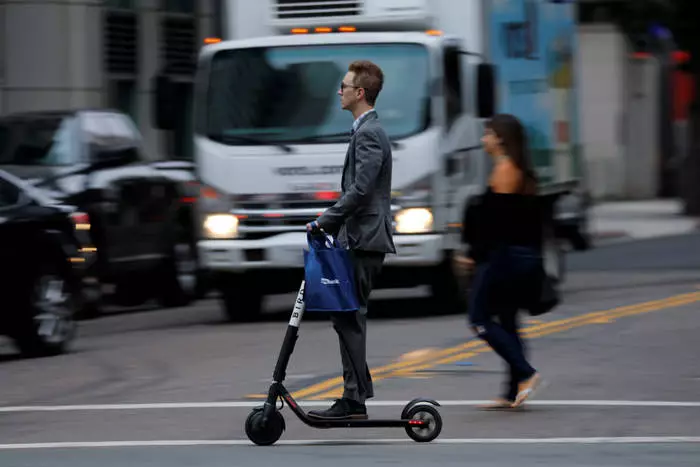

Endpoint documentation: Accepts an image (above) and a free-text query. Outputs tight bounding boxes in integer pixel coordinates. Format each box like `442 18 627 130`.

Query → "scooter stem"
272 281 306 383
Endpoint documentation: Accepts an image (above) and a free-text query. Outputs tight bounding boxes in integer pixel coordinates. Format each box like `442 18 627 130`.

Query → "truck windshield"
202 43 431 145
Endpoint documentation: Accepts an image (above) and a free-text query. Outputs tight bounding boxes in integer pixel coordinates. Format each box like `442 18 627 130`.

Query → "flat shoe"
477 398 516 410
512 373 541 408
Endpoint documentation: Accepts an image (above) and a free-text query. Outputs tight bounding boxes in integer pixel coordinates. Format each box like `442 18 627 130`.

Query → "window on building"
164 0 195 13
103 4 138 123
161 0 197 160
107 80 138 124
172 83 194 160
104 0 135 9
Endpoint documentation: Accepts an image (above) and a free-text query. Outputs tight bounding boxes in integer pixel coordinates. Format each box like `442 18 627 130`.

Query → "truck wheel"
13 255 78 357
429 256 468 315
155 240 197 308
75 277 103 320
569 214 592 251
543 235 566 283
218 273 263 322
113 277 151 307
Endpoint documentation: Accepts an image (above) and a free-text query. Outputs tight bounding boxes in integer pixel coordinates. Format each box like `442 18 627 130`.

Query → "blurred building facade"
578 0 687 200
0 0 220 161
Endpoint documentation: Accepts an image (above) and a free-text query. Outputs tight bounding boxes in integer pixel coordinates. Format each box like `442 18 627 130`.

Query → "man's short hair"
348 60 384 106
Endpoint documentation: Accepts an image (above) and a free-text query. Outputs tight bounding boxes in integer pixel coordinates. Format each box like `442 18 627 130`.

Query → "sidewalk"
590 198 700 243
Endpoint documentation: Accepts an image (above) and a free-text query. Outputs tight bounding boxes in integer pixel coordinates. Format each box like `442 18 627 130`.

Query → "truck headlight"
203 214 239 239
395 208 433 234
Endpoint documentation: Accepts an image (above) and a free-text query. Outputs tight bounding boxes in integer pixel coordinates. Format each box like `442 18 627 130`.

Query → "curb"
591 230 630 241
587 230 632 248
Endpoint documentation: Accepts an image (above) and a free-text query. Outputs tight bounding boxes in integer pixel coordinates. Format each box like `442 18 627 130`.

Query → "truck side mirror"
477 63 496 119
152 74 176 130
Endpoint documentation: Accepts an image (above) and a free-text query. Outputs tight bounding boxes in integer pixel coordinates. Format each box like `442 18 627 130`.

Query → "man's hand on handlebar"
306 220 322 234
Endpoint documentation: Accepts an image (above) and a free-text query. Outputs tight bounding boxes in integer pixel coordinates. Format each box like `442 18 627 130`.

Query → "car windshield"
201 43 431 145
0 116 78 166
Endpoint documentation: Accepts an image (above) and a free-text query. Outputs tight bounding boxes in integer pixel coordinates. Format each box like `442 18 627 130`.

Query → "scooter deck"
300 417 427 429
273 387 430 429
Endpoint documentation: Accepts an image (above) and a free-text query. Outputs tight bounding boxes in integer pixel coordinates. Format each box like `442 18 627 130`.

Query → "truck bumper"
198 232 444 272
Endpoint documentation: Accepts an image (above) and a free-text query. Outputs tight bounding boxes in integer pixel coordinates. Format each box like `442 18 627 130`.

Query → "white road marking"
1 400 700 413
1 437 699 450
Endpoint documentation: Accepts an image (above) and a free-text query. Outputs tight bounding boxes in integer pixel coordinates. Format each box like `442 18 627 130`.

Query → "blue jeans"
468 245 540 400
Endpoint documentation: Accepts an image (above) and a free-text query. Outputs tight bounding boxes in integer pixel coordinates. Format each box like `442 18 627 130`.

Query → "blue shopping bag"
303 232 360 312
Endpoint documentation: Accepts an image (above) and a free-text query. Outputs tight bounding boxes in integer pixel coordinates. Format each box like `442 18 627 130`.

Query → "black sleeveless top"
461 186 543 263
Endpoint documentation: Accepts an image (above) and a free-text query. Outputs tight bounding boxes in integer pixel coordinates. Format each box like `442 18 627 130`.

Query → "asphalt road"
1 233 699 466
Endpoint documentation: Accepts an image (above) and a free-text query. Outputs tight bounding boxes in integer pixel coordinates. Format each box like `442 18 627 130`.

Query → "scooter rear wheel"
404 405 442 443
245 407 285 446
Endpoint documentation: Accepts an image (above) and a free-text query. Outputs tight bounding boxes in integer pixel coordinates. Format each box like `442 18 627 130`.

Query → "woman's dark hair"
485 113 538 194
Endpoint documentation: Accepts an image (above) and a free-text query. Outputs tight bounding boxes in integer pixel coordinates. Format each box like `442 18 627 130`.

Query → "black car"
0 109 201 315
0 170 85 356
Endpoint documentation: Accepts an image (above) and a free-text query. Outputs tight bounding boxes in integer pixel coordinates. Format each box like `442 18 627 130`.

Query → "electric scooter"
244 280 443 446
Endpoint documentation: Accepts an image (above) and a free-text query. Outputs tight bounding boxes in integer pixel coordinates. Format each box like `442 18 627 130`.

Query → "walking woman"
454 113 544 409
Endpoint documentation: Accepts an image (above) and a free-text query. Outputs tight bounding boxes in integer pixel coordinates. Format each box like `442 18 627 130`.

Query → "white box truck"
153 0 590 321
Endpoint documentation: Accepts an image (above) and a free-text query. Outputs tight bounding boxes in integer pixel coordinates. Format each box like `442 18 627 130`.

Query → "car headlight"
203 214 239 239
395 208 433 234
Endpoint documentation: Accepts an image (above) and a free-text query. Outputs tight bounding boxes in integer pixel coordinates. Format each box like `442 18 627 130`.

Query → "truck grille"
234 198 337 239
274 0 363 19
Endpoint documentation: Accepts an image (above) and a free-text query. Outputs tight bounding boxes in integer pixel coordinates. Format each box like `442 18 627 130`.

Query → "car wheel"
430 256 468 315
14 258 78 357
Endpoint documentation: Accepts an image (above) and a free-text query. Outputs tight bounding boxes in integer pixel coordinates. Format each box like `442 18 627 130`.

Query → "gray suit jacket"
317 111 397 254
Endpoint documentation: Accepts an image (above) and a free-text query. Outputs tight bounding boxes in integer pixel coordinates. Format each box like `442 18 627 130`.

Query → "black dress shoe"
308 398 368 420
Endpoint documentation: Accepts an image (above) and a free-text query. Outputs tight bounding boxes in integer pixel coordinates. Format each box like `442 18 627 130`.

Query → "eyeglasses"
340 82 360 91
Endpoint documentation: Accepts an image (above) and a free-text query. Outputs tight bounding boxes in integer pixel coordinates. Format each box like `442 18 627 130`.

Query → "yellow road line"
294 291 700 400
292 298 652 399
289 339 484 399
313 348 492 400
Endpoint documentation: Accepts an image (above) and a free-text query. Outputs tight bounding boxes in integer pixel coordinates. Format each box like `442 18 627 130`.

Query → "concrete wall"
0 0 217 161
578 23 666 200
3 0 104 112
623 56 661 199
578 24 629 200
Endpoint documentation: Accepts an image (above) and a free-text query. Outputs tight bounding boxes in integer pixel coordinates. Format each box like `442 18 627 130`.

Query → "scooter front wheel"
404 404 442 443
245 407 285 446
